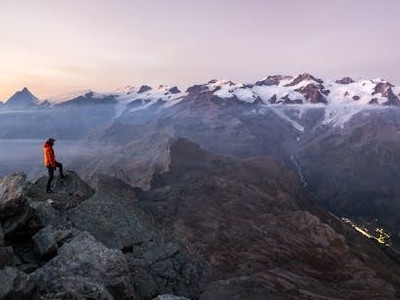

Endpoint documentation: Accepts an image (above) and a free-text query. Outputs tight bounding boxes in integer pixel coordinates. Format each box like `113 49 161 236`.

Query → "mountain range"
3 73 400 108
2 73 400 298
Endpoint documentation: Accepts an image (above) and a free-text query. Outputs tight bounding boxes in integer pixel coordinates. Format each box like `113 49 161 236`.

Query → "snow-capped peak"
190 74 400 107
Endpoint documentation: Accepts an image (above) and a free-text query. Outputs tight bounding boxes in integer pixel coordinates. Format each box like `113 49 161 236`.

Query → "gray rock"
200 277 281 300
0 173 27 218
53 170 95 199
32 231 136 299
26 170 95 211
142 243 180 264
0 223 12 267
68 190 153 250
33 170 94 199
0 267 35 300
31 276 114 300
128 241 210 300
30 201 70 229
0 174 42 239
131 267 159 299
0 199 34 237
153 295 190 300
67 176 209 299
32 225 58 258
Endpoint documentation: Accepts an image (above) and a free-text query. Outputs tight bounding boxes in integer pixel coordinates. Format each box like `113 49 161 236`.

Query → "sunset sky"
1 0 399 100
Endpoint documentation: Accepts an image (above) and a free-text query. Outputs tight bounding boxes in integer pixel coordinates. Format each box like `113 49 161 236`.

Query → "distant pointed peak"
5 87 38 107
17 87 34 95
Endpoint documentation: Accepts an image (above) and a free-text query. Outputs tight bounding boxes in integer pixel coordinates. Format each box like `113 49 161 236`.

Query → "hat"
46 138 56 143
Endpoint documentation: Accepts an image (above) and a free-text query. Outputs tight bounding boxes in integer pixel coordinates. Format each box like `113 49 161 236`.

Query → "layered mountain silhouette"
2 74 400 298
1 139 400 299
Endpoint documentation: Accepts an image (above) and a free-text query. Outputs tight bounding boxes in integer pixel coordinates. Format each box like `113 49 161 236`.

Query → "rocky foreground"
1 139 400 299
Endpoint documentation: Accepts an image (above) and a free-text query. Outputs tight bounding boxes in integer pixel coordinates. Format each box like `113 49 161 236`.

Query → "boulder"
32 231 136 299
30 201 70 229
68 175 209 299
31 276 114 300
127 238 210 299
0 267 35 300
26 170 95 210
68 177 153 250
0 199 35 238
32 225 58 258
0 173 27 218
0 223 12 267
153 295 190 300
200 277 281 300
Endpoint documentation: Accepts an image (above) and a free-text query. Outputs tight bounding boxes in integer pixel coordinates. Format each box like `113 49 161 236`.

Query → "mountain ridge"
3 73 399 108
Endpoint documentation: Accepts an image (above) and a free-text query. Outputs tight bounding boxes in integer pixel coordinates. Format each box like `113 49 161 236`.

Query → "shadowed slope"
141 138 400 299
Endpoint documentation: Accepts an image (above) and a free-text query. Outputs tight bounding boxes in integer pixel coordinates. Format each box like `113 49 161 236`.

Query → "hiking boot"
60 174 67 182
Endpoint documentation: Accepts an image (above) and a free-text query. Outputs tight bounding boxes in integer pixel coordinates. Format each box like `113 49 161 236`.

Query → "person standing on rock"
43 138 65 193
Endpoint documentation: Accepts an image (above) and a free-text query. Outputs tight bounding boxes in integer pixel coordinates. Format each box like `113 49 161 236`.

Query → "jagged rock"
31 276 114 299
30 201 70 229
128 241 209 300
0 267 35 300
0 200 36 238
68 175 209 298
52 170 95 198
132 267 160 299
0 223 13 267
200 277 278 300
153 295 190 300
26 170 95 210
32 225 58 258
68 181 152 250
0 173 27 218
32 231 136 299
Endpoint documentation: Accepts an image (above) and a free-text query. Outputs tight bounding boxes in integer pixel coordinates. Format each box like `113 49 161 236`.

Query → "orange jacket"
43 142 56 168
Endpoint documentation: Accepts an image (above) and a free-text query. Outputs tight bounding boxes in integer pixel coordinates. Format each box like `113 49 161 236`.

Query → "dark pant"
46 161 64 191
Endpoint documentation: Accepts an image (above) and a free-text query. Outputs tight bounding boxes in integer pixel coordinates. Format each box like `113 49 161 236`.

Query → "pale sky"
1 0 399 100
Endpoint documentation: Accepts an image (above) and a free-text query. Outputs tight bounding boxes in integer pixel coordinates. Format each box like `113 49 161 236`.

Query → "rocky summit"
1 139 400 299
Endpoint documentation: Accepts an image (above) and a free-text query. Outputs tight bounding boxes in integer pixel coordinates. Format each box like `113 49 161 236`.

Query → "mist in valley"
0 139 83 179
